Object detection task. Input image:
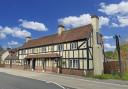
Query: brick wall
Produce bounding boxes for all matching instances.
[61,68,85,76]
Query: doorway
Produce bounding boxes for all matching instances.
[32,59,36,70]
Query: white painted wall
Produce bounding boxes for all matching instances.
[1,51,9,61]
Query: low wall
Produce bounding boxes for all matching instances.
[61,68,85,76]
[4,64,24,70]
[0,64,5,67]
[11,64,24,70]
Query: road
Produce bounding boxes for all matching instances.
[0,72,64,89]
[0,68,128,89]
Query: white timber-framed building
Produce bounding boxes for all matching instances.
[5,15,104,76]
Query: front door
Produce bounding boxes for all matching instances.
[32,59,36,70]
[42,59,46,71]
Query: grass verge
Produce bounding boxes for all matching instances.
[94,72,128,80]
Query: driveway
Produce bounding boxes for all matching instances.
[0,68,128,89]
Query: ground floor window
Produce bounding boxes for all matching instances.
[69,59,79,68]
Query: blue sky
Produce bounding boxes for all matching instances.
[0,0,128,51]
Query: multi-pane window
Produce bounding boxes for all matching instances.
[57,44,64,51]
[49,46,54,52]
[42,47,46,52]
[32,49,34,53]
[22,50,26,54]
[69,59,79,68]
[70,42,77,50]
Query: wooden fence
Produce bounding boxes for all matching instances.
[104,60,128,74]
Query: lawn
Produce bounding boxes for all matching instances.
[94,72,128,80]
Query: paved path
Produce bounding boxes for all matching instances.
[0,68,128,89]
[0,72,64,89]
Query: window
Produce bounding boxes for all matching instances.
[42,47,46,52]
[57,44,64,51]
[22,50,26,54]
[32,49,34,53]
[51,46,54,51]
[70,42,77,50]
[97,32,103,44]
[69,59,79,68]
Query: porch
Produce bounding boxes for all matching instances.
[24,53,62,73]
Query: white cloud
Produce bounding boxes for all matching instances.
[112,23,119,27]
[99,1,128,15]
[7,41,21,48]
[99,16,109,28]
[103,36,113,40]
[117,16,128,27]
[58,14,91,28]
[0,32,6,39]
[99,1,128,28]
[19,19,47,31]
[11,27,31,38]
[104,43,116,51]
[0,26,31,39]
[58,14,109,28]
[8,41,18,46]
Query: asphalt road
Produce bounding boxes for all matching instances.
[1,68,128,89]
[0,72,64,89]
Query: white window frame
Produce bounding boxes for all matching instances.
[69,59,79,68]
[70,42,77,50]
[57,44,64,51]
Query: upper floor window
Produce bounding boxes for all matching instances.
[21,50,26,54]
[42,47,46,52]
[51,46,54,52]
[57,44,64,51]
[70,42,77,50]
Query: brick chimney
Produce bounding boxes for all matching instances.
[91,15,104,75]
[58,25,65,35]
[25,36,32,43]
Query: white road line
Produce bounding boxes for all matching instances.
[45,73,128,88]
[0,71,66,89]
[49,81,66,89]
[32,78,66,89]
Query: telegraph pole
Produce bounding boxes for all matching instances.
[114,35,122,78]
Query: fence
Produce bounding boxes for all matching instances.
[104,60,128,74]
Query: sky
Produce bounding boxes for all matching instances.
[0,0,128,51]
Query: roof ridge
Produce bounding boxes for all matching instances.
[30,24,92,41]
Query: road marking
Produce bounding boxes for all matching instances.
[49,81,66,89]
[0,71,66,89]
[33,78,66,89]
[1,68,128,88]
[45,73,128,88]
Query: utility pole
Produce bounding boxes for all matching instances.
[114,35,122,78]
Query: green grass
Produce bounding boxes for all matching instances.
[94,72,128,80]
[122,73,128,80]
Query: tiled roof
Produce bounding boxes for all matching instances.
[25,53,61,59]
[21,24,93,49]
[5,55,18,60]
